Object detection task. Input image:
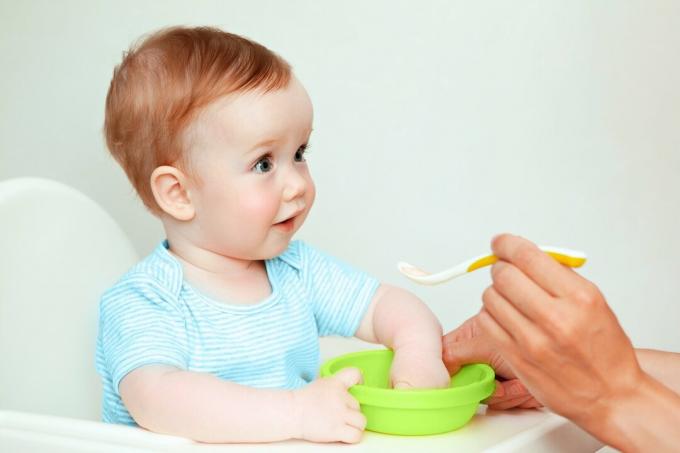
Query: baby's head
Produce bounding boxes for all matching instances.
[105,26,315,259]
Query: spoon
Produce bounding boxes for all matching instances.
[398,246,587,286]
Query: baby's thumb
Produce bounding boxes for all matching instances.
[393,381,413,390]
[333,367,363,389]
[443,335,491,375]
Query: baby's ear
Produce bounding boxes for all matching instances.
[150,166,195,221]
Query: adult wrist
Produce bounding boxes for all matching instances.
[588,372,670,451]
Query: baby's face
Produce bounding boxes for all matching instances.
[184,76,315,259]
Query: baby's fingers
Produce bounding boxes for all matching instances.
[345,394,360,410]
[338,424,364,444]
[345,410,367,431]
[333,367,363,389]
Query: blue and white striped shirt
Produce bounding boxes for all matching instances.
[95,239,380,425]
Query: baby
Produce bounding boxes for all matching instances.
[96,26,449,444]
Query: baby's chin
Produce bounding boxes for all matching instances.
[255,236,297,260]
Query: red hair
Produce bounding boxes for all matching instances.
[104,26,291,215]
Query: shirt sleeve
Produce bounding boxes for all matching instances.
[298,241,380,337]
[97,273,189,394]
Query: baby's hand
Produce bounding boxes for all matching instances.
[390,348,450,390]
[291,368,366,444]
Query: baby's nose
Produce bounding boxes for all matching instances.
[282,170,307,201]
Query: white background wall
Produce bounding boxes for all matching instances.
[1,0,678,351]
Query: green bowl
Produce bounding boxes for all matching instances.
[320,349,495,436]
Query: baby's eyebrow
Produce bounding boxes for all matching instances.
[244,138,280,155]
[244,130,313,156]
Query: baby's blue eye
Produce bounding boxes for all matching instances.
[253,156,273,173]
[294,145,308,162]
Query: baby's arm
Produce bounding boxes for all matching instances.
[120,365,365,443]
[355,284,450,389]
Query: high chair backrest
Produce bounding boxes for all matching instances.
[0,178,138,421]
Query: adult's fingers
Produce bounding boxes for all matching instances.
[443,332,495,375]
[484,378,530,405]
[484,379,543,410]
[518,397,543,409]
[487,394,536,411]
[483,379,506,403]
[477,308,541,379]
[482,285,540,345]
[333,367,363,388]
[491,234,584,297]
[442,315,478,345]
[491,260,553,323]
[477,308,515,350]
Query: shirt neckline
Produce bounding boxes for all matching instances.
[158,240,281,314]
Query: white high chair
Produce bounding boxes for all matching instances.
[0,177,138,421]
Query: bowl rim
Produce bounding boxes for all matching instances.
[320,349,495,409]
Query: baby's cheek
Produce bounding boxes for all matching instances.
[238,192,279,220]
[306,181,316,207]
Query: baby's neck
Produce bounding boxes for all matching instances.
[165,233,272,305]
[169,239,256,276]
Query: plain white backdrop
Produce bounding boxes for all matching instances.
[1,0,679,352]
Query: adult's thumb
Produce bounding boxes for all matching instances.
[443,335,493,375]
[333,367,363,388]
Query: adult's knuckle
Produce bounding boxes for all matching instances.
[482,286,496,304]
[491,263,513,288]
[527,337,550,359]
[515,244,539,269]
[443,344,457,362]
[514,330,533,350]
[494,233,512,249]
[477,309,493,332]
[544,310,565,332]
[554,321,579,346]
[570,286,599,307]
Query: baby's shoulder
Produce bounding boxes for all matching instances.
[100,249,182,311]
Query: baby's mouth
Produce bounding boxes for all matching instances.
[274,213,299,230]
[274,207,304,227]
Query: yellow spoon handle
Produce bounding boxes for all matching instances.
[466,248,587,273]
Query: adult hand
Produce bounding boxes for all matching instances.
[443,314,541,410]
[477,234,652,445]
